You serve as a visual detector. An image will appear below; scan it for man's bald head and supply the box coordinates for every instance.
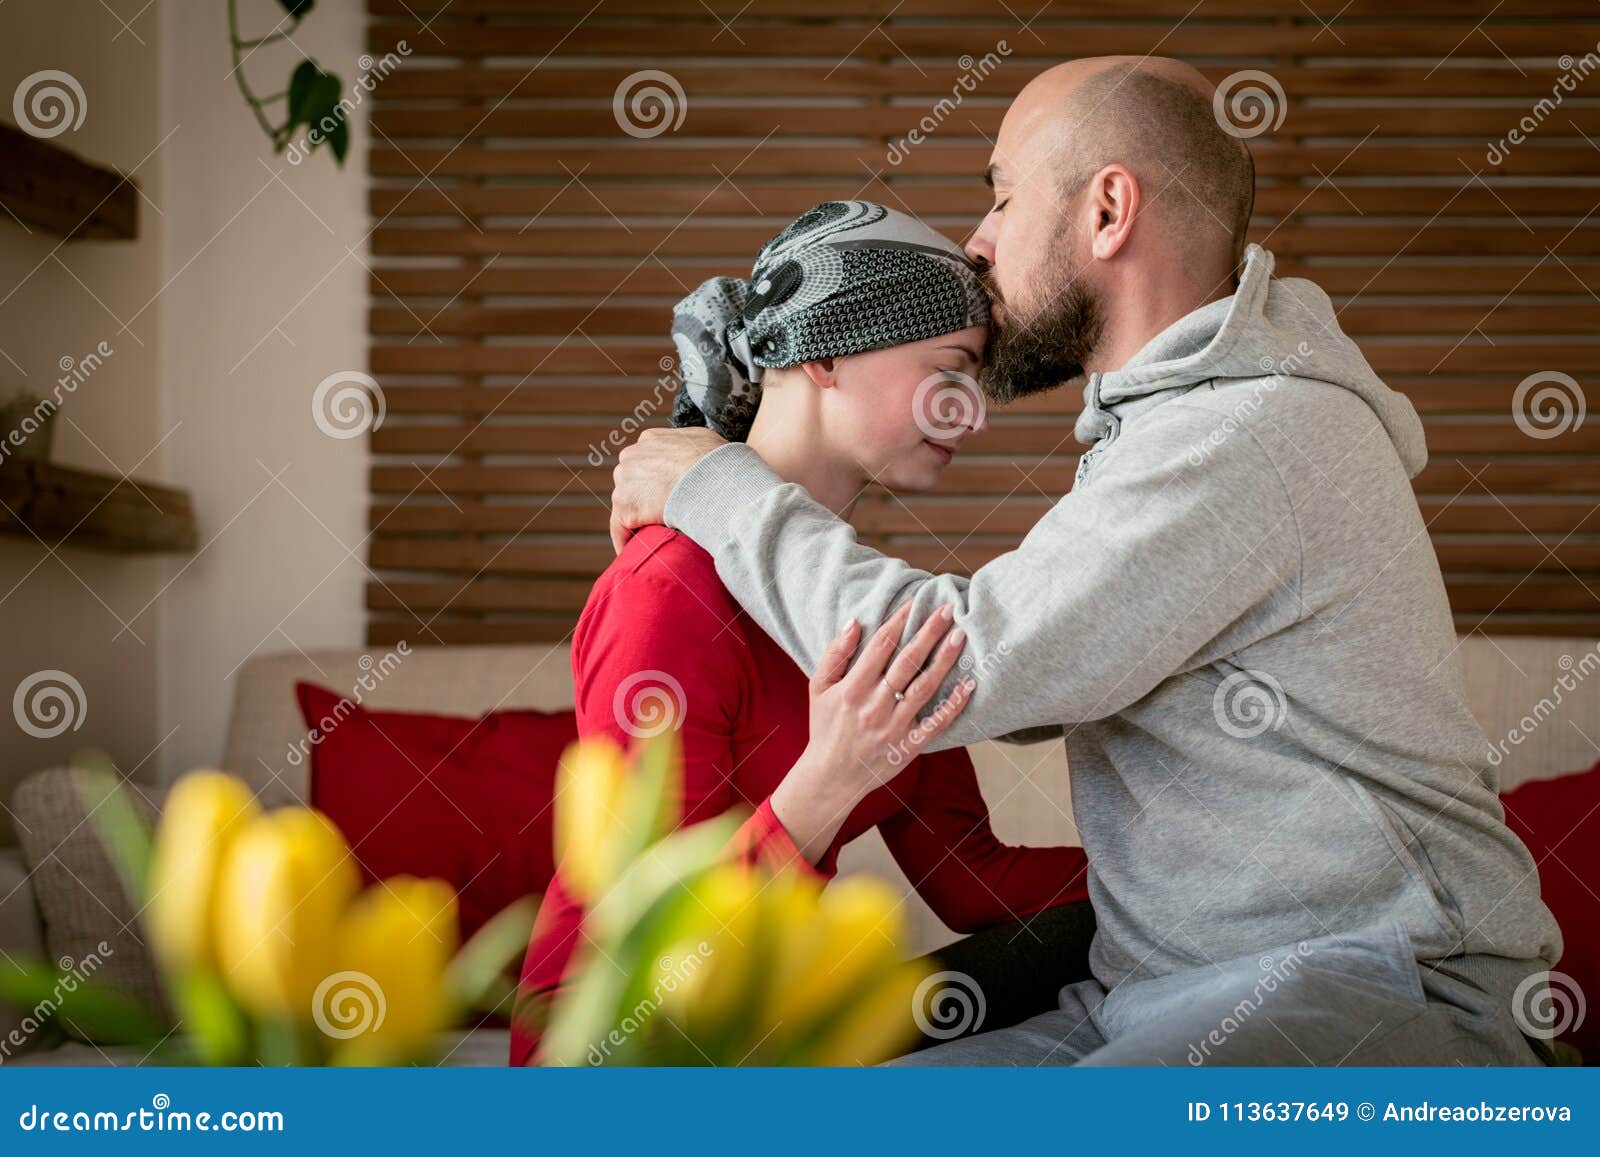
[968,57,1259,401]
[1039,59,1256,268]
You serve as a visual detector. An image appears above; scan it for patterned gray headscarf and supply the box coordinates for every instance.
[671,200,990,441]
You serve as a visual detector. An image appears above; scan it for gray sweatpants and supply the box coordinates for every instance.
[891,922,1552,1067]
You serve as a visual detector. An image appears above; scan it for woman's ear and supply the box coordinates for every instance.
[798,358,838,389]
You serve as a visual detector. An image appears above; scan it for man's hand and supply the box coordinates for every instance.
[609,426,727,553]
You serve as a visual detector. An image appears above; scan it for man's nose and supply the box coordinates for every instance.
[965,219,995,267]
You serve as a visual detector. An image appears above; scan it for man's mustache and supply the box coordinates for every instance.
[977,267,1005,311]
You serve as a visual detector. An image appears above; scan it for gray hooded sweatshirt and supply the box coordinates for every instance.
[663,244,1561,993]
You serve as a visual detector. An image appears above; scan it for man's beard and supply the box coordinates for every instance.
[978,262,1105,405]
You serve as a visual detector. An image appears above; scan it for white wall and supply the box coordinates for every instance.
[0,0,370,835]
[0,0,167,825]
[155,0,368,779]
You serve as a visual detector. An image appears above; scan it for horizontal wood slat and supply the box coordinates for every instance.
[371,183,1600,221]
[366,22,1594,59]
[365,0,1600,645]
[371,105,1600,141]
[372,0,1600,17]
[369,144,1600,179]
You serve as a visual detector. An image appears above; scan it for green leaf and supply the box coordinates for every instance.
[278,0,315,18]
[444,895,538,1013]
[309,71,342,126]
[587,812,741,940]
[326,117,349,165]
[69,758,153,903]
[464,971,520,1019]
[542,818,742,1066]
[612,731,683,871]
[0,956,169,1046]
[286,59,319,130]
[174,970,250,1066]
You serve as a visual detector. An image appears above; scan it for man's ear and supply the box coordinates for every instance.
[1086,163,1140,261]
[798,358,838,389]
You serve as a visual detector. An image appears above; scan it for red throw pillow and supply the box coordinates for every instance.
[295,681,575,942]
[1500,757,1600,1063]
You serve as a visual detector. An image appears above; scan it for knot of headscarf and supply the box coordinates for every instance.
[670,200,990,441]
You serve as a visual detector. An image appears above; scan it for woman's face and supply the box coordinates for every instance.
[824,324,990,492]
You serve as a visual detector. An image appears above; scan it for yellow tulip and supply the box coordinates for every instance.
[146,771,260,973]
[760,873,902,1042]
[657,862,766,1036]
[553,737,630,902]
[214,808,360,1020]
[324,876,459,1065]
[806,961,929,1067]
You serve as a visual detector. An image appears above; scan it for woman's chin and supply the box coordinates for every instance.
[880,460,948,494]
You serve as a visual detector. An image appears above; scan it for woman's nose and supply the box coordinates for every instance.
[967,401,990,437]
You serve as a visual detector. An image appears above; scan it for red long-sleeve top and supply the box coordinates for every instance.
[508,526,1089,1065]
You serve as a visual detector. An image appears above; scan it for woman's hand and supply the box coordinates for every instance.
[770,603,975,864]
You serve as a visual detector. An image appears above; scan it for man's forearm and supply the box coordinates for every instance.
[664,443,1024,749]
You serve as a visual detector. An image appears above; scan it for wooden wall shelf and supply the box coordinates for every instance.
[0,121,138,240]
[0,461,195,554]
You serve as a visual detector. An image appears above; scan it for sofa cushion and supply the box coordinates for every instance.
[0,846,64,1059]
[296,682,575,941]
[1500,756,1600,1063]
[227,646,576,808]
[10,769,171,1043]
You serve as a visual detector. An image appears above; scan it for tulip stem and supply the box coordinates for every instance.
[256,1018,308,1067]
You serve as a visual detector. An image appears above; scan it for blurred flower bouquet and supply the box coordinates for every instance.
[533,735,931,1066]
[0,729,930,1066]
[0,759,534,1065]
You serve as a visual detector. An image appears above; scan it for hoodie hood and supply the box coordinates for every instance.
[1073,244,1427,478]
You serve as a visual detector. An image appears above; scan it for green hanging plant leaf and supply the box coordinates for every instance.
[326,117,349,164]
[278,0,316,17]
[286,58,322,134]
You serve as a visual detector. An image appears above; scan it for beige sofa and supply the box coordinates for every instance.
[3,636,1596,1065]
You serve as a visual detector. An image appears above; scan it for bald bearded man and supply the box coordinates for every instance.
[608,58,1561,1066]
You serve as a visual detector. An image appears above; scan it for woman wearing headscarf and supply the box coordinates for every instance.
[509,202,1094,1066]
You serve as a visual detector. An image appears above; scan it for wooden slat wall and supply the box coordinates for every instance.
[364,0,1600,646]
